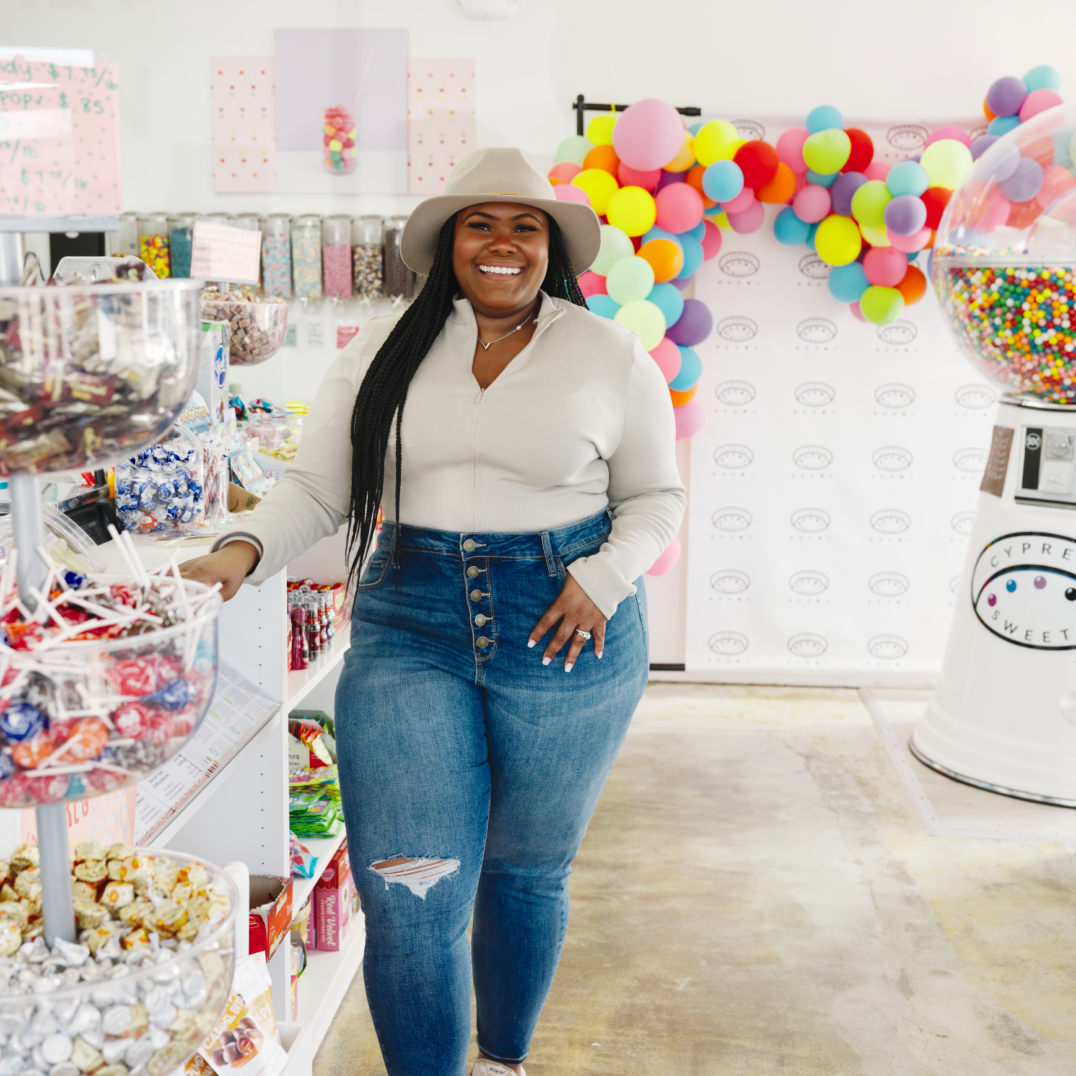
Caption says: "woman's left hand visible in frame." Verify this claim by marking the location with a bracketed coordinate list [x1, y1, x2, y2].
[529, 574, 606, 671]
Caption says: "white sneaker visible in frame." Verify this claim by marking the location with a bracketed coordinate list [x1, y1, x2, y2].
[471, 1061, 525, 1076]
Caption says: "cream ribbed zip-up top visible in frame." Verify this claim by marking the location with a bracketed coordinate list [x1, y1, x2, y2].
[223, 293, 686, 618]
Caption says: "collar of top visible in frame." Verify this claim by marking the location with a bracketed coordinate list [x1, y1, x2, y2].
[449, 291, 565, 332]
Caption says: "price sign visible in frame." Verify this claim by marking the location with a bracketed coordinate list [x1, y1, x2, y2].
[190, 218, 262, 284]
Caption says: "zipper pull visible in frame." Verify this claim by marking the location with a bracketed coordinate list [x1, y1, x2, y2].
[475, 388, 484, 404]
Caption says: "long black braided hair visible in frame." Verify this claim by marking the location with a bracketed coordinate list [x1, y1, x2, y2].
[345, 211, 589, 587]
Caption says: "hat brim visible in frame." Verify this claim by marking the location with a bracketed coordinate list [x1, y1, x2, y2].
[400, 194, 602, 277]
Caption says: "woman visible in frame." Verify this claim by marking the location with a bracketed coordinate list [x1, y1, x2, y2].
[183, 147, 685, 1076]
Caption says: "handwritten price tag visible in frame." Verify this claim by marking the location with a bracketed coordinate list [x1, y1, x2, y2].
[0, 87, 75, 216]
[191, 218, 262, 283]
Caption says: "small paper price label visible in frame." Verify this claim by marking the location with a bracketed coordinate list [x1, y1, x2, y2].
[190, 218, 261, 284]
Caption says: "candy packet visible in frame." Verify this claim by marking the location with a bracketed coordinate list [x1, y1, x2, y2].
[289, 831, 317, 879]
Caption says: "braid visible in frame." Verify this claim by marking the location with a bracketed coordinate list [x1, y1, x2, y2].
[346, 210, 589, 587]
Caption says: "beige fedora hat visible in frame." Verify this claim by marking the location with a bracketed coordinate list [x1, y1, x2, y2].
[400, 147, 601, 276]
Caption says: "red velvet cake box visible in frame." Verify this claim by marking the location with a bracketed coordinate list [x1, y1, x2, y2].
[314, 839, 352, 951]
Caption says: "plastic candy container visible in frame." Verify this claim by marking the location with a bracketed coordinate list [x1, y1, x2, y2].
[260, 214, 292, 299]
[137, 214, 171, 278]
[200, 289, 288, 366]
[934, 102, 1076, 402]
[168, 213, 195, 279]
[322, 216, 353, 299]
[352, 215, 383, 298]
[291, 216, 323, 301]
[384, 216, 413, 299]
[115, 427, 206, 536]
[322, 106, 356, 174]
[111, 212, 139, 258]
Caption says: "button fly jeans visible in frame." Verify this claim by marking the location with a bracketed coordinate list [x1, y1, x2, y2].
[334, 510, 649, 1075]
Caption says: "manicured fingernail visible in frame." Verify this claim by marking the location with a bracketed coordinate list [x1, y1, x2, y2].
[542, 656, 551, 666]
[564, 663, 573, 672]
[527, 639, 536, 648]
[596, 651, 603, 659]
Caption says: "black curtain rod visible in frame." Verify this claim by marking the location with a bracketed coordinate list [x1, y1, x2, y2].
[573, 94, 701, 136]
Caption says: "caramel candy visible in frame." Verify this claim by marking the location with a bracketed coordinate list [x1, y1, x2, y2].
[71, 1035, 104, 1073]
[118, 899, 152, 928]
[0, 859, 11, 886]
[74, 840, 107, 863]
[74, 861, 109, 886]
[99, 882, 135, 909]
[149, 902, 187, 936]
[121, 928, 150, 951]
[10, 844, 39, 873]
[0, 883, 17, 903]
[95, 1066, 130, 1076]
[106, 843, 135, 861]
[72, 881, 98, 903]
[14, 866, 41, 902]
[74, 901, 110, 931]
[0, 900, 28, 926]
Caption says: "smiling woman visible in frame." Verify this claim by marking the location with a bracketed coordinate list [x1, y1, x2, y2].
[180, 147, 685, 1076]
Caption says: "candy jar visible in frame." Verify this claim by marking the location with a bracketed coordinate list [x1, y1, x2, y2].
[115, 425, 206, 537]
[352, 215, 383, 299]
[168, 213, 196, 279]
[322, 106, 357, 174]
[137, 214, 171, 278]
[111, 212, 140, 258]
[322, 216, 353, 300]
[291, 215, 323, 302]
[384, 215, 413, 300]
[261, 214, 293, 299]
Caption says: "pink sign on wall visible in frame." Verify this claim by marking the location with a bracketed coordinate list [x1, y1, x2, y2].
[408, 59, 476, 196]
[211, 57, 276, 193]
[21, 787, 137, 848]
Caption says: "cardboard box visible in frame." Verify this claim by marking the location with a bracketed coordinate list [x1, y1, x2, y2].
[248, 875, 293, 960]
[314, 840, 352, 952]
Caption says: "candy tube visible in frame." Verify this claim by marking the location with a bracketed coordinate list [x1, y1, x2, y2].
[260, 214, 293, 298]
[291, 215, 323, 300]
[352, 215, 383, 298]
[137, 213, 171, 278]
[323, 215, 353, 299]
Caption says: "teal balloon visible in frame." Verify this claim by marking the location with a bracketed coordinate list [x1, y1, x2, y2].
[704, 203, 725, 217]
[702, 159, 745, 203]
[805, 222, 819, 251]
[641, 226, 685, 250]
[806, 105, 843, 134]
[647, 282, 685, 327]
[669, 346, 702, 391]
[1024, 65, 1062, 92]
[828, 262, 869, 303]
[688, 121, 705, 136]
[685, 221, 706, 242]
[806, 170, 838, 188]
[676, 235, 704, 279]
[988, 115, 1021, 137]
[774, 206, 810, 245]
[886, 160, 929, 197]
[586, 295, 620, 320]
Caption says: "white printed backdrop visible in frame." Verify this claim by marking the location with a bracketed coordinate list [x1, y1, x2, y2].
[685, 117, 998, 684]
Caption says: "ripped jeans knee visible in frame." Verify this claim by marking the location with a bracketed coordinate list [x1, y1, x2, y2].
[369, 855, 461, 899]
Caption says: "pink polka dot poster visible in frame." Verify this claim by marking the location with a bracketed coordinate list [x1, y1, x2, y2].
[211, 57, 276, 193]
[408, 59, 475, 196]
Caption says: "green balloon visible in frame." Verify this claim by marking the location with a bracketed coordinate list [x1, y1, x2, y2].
[606, 255, 656, 305]
[860, 285, 904, 326]
[556, 135, 594, 167]
[851, 180, 892, 229]
[802, 129, 851, 175]
[614, 299, 667, 351]
[591, 225, 635, 276]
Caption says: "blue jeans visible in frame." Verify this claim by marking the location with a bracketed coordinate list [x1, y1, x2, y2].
[333, 510, 648, 1075]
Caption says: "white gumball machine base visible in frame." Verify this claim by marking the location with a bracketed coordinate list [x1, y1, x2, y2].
[912, 396, 1076, 805]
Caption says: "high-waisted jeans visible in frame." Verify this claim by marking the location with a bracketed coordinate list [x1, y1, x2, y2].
[333, 510, 649, 1074]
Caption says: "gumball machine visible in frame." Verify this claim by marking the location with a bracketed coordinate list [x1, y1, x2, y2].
[912, 101, 1076, 803]
[0, 259, 238, 1071]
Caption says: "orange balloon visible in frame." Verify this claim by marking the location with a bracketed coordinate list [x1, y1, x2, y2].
[983, 97, 996, 121]
[669, 385, 697, 406]
[896, 265, 927, 305]
[637, 239, 685, 283]
[548, 177, 564, 186]
[686, 165, 718, 209]
[925, 229, 935, 249]
[758, 161, 796, 204]
[583, 144, 621, 175]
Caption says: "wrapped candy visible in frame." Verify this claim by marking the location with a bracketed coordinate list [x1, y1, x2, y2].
[115, 427, 205, 537]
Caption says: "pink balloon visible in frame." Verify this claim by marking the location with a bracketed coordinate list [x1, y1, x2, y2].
[612, 98, 685, 171]
[674, 399, 706, 440]
[722, 186, 756, 214]
[700, 219, 723, 260]
[887, 226, 931, 252]
[850, 301, 866, 322]
[647, 535, 682, 575]
[548, 162, 582, 183]
[863, 161, 890, 182]
[649, 337, 682, 383]
[1041, 164, 1076, 205]
[979, 190, 1011, 231]
[924, 126, 972, 149]
[776, 127, 810, 174]
[1021, 88, 1064, 123]
[727, 200, 765, 234]
[863, 246, 907, 287]
[655, 182, 705, 233]
[577, 271, 607, 299]
[618, 162, 661, 191]
[793, 171, 808, 196]
[554, 183, 590, 205]
[792, 185, 831, 224]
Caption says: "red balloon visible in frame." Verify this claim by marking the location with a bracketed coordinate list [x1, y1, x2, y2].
[921, 187, 952, 230]
[842, 128, 873, 173]
[733, 140, 779, 190]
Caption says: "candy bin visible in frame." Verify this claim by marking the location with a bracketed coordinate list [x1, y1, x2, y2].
[137, 215, 171, 280]
[322, 106, 356, 174]
[290, 216, 322, 303]
[351, 215, 383, 300]
[384, 216, 413, 300]
[111, 213, 140, 259]
[200, 289, 288, 367]
[115, 426, 206, 537]
[914, 101, 1076, 805]
[322, 216, 352, 300]
[260, 216, 292, 300]
[168, 214, 196, 280]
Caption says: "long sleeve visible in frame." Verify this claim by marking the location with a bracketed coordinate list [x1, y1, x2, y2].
[566, 338, 687, 618]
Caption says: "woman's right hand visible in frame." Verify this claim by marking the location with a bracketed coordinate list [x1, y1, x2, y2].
[179, 541, 259, 602]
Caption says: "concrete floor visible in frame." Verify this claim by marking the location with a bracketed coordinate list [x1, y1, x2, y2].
[311, 684, 1076, 1075]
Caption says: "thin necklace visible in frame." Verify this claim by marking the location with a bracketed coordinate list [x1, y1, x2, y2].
[477, 310, 535, 351]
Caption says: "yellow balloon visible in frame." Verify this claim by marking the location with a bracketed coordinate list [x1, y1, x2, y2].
[713, 210, 731, 229]
[920, 139, 973, 190]
[587, 112, 617, 147]
[814, 214, 862, 267]
[664, 131, 696, 173]
[859, 223, 891, 248]
[606, 185, 658, 237]
[571, 168, 620, 216]
[693, 120, 740, 166]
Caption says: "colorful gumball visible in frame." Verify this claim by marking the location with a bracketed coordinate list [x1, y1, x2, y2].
[830, 172, 867, 217]
[548, 162, 581, 184]
[920, 139, 974, 190]
[776, 127, 810, 174]
[851, 180, 892, 228]
[554, 184, 590, 205]
[759, 162, 796, 204]
[669, 346, 702, 392]
[863, 246, 907, 287]
[586, 294, 620, 319]
[591, 224, 635, 275]
[638, 238, 685, 282]
[774, 205, 811, 245]
[648, 282, 685, 328]
[727, 200, 765, 234]
[556, 135, 593, 167]
[583, 144, 620, 175]
[577, 271, 606, 299]
[587, 112, 618, 146]
[814, 214, 862, 266]
[648, 536, 682, 574]
[693, 120, 741, 166]
[665, 132, 696, 172]
[842, 128, 874, 173]
[614, 299, 667, 350]
[802, 129, 851, 175]
[924, 126, 973, 149]
[859, 285, 904, 325]
[792, 184, 831, 224]
[886, 160, 930, 198]
[986, 76, 1029, 117]
[666, 298, 712, 346]
[920, 187, 952, 230]
[828, 261, 870, 303]
[606, 185, 658, 237]
[673, 400, 705, 441]
[734, 140, 779, 189]
[883, 194, 928, 236]
[613, 99, 686, 172]
[895, 265, 927, 305]
[649, 337, 682, 383]
[700, 219, 723, 260]
[805, 105, 843, 133]
[655, 182, 705, 234]
[702, 160, 744, 204]
[618, 163, 661, 191]
[606, 255, 656, 305]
